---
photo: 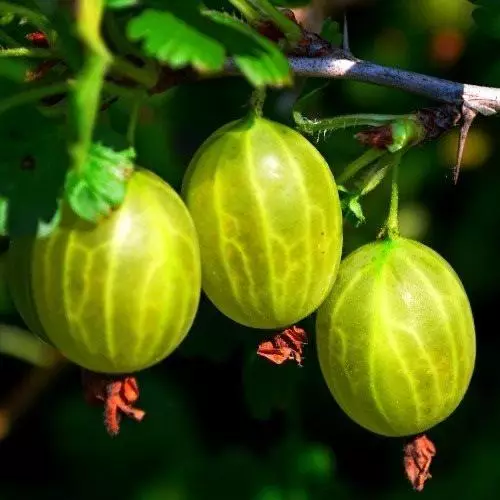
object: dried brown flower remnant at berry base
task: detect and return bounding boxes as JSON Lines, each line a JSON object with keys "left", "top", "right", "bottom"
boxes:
{"left": 404, "top": 434, "right": 436, "bottom": 492}
{"left": 257, "top": 326, "right": 307, "bottom": 366}
{"left": 82, "top": 370, "right": 145, "bottom": 436}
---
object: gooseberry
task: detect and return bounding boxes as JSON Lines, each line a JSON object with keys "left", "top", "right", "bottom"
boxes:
{"left": 182, "top": 114, "right": 343, "bottom": 329}
{"left": 315, "top": 236, "right": 476, "bottom": 437}
{"left": 8, "top": 169, "right": 202, "bottom": 373}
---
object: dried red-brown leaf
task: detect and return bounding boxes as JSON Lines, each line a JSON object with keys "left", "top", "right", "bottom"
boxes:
{"left": 26, "top": 31, "right": 49, "bottom": 48}
{"left": 355, "top": 125, "right": 394, "bottom": 150}
{"left": 25, "top": 60, "right": 58, "bottom": 83}
{"left": 255, "top": 8, "right": 332, "bottom": 57}
{"left": 257, "top": 326, "right": 307, "bottom": 366}
{"left": 404, "top": 434, "right": 436, "bottom": 492}
{"left": 82, "top": 370, "right": 145, "bottom": 436}
{"left": 256, "top": 9, "right": 299, "bottom": 42}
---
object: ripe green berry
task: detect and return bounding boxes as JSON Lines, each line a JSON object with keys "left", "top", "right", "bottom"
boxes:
{"left": 182, "top": 114, "right": 343, "bottom": 330}
{"left": 8, "top": 169, "right": 202, "bottom": 373}
{"left": 316, "top": 237, "right": 476, "bottom": 437}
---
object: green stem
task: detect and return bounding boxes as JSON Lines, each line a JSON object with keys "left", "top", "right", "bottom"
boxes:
{"left": 386, "top": 153, "right": 402, "bottom": 239}
{"left": 111, "top": 55, "right": 158, "bottom": 88}
{"left": 229, "top": 0, "right": 262, "bottom": 24}
{"left": 102, "top": 81, "right": 142, "bottom": 100}
{"left": 249, "top": 0, "right": 302, "bottom": 43}
{"left": 0, "top": 324, "right": 58, "bottom": 367}
{"left": 68, "top": 0, "right": 112, "bottom": 176}
{"left": 0, "top": 47, "right": 52, "bottom": 58}
{"left": 126, "top": 95, "right": 145, "bottom": 147}
{"left": 250, "top": 86, "right": 266, "bottom": 117}
{"left": 0, "top": 28, "right": 19, "bottom": 47}
{"left": 0, "top": 1, "right": 49, "bottom": 32}
{"left": 337, "top": 148, "right": 386, "bottom": 184}
{"left": 0, "top": 81, "right": 69, "bottom": 115}
{"left": 294, "top": 111, "right": 404, "bottom": 136}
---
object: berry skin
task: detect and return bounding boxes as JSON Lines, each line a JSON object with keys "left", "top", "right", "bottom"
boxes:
{"left": 182, "top": 114, "right": 343, "bottom": 330}
{"left": 8, "top": 169, "right": 202, "bottom": 374}
{"left": 316, "top": 237, "right": 476, "bottom": 437}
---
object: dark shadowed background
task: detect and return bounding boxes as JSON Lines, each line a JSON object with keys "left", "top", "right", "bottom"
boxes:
{"left": 1, "top": 1, "right": 499, "bottom": 498}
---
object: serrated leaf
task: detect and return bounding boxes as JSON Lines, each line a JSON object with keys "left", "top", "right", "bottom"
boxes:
{"left": 338, "top": 186, "right": 365, "bottom": 227}
{"left": 127, "top": 5, "right": 291, "bottom": 86}
{"left": 0, "top": 106, "right": 68, "bottom": 237}
{"left": 127, "top": 7, "right": 226, "bottom": 72}
{"left": 64, "top": 142, "right": 136, "bottom": 223}
{"left": 205, "top": 10, "right": 292, "bottom": 87}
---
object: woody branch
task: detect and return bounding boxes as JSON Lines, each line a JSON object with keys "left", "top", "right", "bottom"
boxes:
{"left": 224, "top": 50, "right": 500, "bottom": 117}
{"left": 286, "top": 51, "right": 500, "bottom": 116}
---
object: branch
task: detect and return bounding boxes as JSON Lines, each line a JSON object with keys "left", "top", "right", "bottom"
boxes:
{"left": 287, "top": 51, "right": 500, "bottom": 116}
{"left": 223, "top": 49, "right": 500, "bottom": 117}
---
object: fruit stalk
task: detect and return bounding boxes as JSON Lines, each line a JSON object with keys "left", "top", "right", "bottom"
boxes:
{"left": 386, "top": 153, "right": 401, "bottom": 239}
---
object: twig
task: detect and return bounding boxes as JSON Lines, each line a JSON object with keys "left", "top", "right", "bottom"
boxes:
{"left": 222, "top": 48, "right": 500, "bottom": 117}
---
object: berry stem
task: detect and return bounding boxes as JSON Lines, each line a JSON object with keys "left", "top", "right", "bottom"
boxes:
{"left": 0, "top": 47, "right": 52, "bottom": 58}
{"left": 0, "top": 81, "right": 70, "bottom": 115}
{"left": 126, "top": 93, "right": 146, "bottom": 147}
{"left": 294, "top": 111, "right": 402, "bottom": 136}
{"left": 249, "top": 86, "right": 267, "bottom": 117}
{"left": 337, "top": 148, "right": 386, "bottom": 184}
{"left": 229, "top": 0, "right": 262, "bottom": 24}
{"left": 386, "top": 152, "right": 402, "bottom": 239}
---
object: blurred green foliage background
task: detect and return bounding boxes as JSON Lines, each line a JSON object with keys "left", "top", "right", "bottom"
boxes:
{"left": 1, "top": 0, "right": 500, "bottom": 498}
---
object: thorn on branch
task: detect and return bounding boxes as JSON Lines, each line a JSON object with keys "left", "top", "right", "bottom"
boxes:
{"left": 343, "top": 12, "right": 352, "bottom": 56}
{"left": 453, "top": 104, "right": 478, "bottom": 184}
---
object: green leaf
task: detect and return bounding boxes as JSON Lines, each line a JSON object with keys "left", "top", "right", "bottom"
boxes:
{"left": 338, "top": 186, "right": 365, "bottom": 227}
{"left": 127, "top": 6, "right": 226, "bottom": 72}
{"left": 127, "top": 5, "right": 292, "bottom": 86}
{"left": 64, "top": 142, "right": 136, "bottom": 223}
{"left": 0, "top": 58, "right": 31, "bottom": 82}
{"left": 105, "top": 0, "right": 139, "bottom": 8}
{"left": 0, "top": 105, "right": 68, "bottom": 237}
{"left": 269, "top": 0, "right": 311, "bottom": 6}
{"left": 205, "top": 10, "right": 292, "bottom": 87}
{"left": 320, "top": 18, "right": 342, "bottom": 46}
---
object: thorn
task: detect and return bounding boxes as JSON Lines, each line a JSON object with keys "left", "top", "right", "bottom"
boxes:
{"left": 343, "top": 12, "right": 351, "bottom": 55}
{"left": 454, "top": 104, "right": 477, "bottom": 184}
